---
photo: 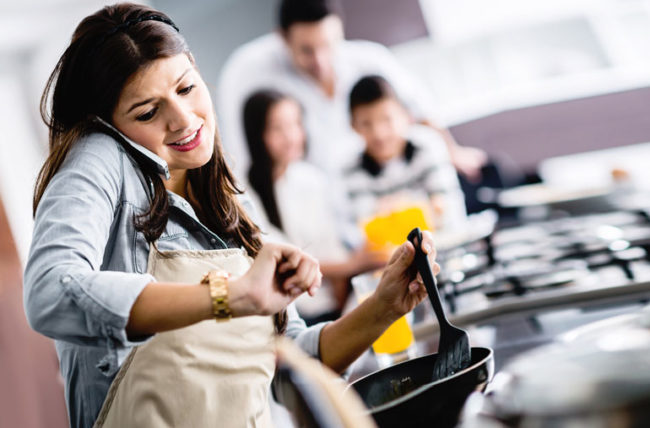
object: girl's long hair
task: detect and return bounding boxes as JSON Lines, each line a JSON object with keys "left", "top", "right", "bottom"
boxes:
{"left": 36, "top": 3, "right": 286, "bottom": 332}
{"left": 243, "top": 89, "right": 289, "bottom": 231}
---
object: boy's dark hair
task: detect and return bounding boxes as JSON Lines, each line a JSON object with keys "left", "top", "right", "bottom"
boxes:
{"left": 278, "top": 0, "right": 340, "bottom": 31}
{"left": 349, "top": 75, "right": 398, "bottom": 113}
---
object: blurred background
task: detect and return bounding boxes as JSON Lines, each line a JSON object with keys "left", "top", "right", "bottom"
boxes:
{"left": 4, "top": 0, "right": 650, "bottom": 426}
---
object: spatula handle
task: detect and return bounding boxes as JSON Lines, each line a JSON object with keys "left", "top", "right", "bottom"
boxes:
{"left": 407, "top": 227, "right": 450, "bottom": 327}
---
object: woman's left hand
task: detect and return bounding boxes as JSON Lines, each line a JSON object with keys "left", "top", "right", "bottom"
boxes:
{"left": 372, "top": 230, "right": 439, "bottom": 321}
{"left": 229, "top": 242, "right": 322, "bottom": 317}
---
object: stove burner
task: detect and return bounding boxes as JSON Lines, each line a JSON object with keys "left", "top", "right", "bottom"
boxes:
{"left": 436, "top": 209, "right": 650, "bottom": 311}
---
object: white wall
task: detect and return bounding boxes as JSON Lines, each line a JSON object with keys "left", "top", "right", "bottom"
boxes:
{"left": 153, "top": 0, "right": 275, "bottom": 85}
{"left": 0, "top": 0, "right": 148, "bottom": 265}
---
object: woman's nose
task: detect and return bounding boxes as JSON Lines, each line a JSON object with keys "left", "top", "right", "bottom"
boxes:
{"left": 166, "top": 100, "right": 193, "bottom": 132}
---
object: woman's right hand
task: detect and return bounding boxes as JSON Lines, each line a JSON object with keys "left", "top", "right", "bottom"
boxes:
{"left": 228, "top": 243, "right": 322, "bottom": 316}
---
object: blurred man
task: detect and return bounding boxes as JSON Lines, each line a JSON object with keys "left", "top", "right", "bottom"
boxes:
{"left": 217, "top": 0, "right": 486, "bottom": 180}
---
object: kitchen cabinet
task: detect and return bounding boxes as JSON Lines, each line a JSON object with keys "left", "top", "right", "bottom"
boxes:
{"left": 404, "top": 0, "right": 650, "bottom": 125}
{"left": 387, "top": 0, "right": 650, "bottom": 171}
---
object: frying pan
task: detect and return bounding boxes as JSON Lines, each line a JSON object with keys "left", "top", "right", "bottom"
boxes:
{"left": 349, "top": 347, "right": 494, "bottom": 428}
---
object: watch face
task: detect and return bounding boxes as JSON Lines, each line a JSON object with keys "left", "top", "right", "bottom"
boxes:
{"left": 202, "top": 270, "right": 229, "bottom": 283}
{"left": 202, "top": 270, "right": 231, "bottom": 321}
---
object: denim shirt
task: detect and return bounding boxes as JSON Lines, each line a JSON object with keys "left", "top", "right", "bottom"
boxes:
{"left": 23, "top": 132, "right": 326, "bottom": 428}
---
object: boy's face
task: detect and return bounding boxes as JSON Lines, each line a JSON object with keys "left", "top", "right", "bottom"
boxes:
{"left": 351, "top": 98, "right": 411, "bottom": 164}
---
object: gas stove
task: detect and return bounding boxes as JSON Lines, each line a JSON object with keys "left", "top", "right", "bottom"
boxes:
{"left": 437, "top": 209, "right": 650, "bottom": 305}
{"left": 412, "top": 209, "right": 650, "bottom": 370}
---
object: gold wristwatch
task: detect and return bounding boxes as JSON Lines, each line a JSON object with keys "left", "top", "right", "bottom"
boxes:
{"left": 201, "top": 270, "right": 231, "bottom": 321}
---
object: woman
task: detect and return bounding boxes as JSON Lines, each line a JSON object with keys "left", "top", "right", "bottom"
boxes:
{"left": 244, "top": 89, "right": 385, "bottom": 325}
{"left": 23, "top": 3, "right": 435, "bottom": 427}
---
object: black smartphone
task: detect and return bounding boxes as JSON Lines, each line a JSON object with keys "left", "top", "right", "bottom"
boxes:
{"left": 93, "top": 116, "right": 170, "bottom": 180}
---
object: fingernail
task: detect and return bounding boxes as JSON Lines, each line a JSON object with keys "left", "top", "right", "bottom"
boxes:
{"left": 423, "top": 243, "right": 432, "bottom": 254}
{"left": 290, "top": 287, "right": 301, "bottom": 296}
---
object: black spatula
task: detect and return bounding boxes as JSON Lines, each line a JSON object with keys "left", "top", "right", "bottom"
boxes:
{"left": 408, "top": 227, "right": 471, "bottom": 381}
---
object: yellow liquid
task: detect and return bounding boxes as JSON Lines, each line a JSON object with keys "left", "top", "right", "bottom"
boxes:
{"left": 371, "top": 315, "right": 414, "bottom": 354}
{"left": 358, "top": 293, "right": 415, "bottom": 355}
{"left": 363, "top": 205, "right": 432, "bottom": 251}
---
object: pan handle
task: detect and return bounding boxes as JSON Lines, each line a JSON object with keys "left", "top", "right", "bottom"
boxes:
{"left": 408, "top": 227, "right": 451, "bottom": 329}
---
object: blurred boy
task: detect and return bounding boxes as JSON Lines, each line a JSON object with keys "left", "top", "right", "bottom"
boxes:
{"left": 344, "top": 75, "right": 468, "bottom": 234}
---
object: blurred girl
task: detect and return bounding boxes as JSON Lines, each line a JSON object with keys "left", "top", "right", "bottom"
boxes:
{"left": 244, "top": 89, "right": 385, "bottom": 324}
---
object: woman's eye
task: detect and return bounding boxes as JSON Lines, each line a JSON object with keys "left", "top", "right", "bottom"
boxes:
{"left": 136, "top": 108, "right": 157, "bottom": 122}
{"left": 179, "top": 84, "right": 195, "bottom": 95}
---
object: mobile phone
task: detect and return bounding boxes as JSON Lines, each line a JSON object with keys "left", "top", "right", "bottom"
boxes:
{"left": 93, "top": 116, "right": 170, "bottom": 180}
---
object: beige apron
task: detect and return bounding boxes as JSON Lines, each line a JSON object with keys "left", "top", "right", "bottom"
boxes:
{"left": 93, "top": 248, "right": 276, "bottom": 428}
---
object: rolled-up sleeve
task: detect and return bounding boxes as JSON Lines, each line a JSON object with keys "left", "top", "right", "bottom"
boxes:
{"left": 23, "top": 136, "right": 153, "bottom": 348}
{"left": 283, "top": 303, "right": 327, "bottom": 359}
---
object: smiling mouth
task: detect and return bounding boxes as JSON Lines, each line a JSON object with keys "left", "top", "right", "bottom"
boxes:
{"left": 170, "top": 126, "right": 201, "bottom": 146}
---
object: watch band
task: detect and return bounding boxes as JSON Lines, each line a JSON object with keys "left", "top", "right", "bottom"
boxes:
{"left": 201, "top": 270, "right": 231, "bottom": 321}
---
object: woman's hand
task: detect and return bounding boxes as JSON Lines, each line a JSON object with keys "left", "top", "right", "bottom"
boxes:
{"left": 371, "top": 230, "right": 439, "bottom": 322}
{"left": 228, "top": 243, "right": 322, "bottom": 316}
{"left": 317, "top": 230, "right": 439, "bottom": 373}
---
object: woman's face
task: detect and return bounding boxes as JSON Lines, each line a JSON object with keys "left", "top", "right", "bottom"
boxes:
{"left": 112, "top": 53, "right": 215, "bottom": 175}
{"left": 263, "top": 98, "right": 305, "bottom": 168}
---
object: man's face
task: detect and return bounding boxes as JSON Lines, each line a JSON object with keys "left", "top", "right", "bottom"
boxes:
{"left": 282, "top": 15, "right": 343, "bottom": 84}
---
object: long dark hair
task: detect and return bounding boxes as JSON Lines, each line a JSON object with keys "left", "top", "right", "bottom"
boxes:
{"left": 243, "top": 89, "right": 290, "bottom": 231}
{"left": 36, "top": 3, "right": 286, "bottom": 332}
